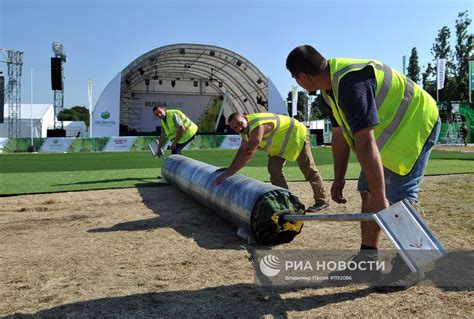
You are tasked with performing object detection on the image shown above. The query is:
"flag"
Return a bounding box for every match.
[291,85,298,117]
[437,59,446,90]
[402,55,406,75]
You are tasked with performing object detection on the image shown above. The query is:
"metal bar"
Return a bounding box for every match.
[283,213,374,222]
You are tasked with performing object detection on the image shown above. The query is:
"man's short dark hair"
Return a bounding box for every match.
[286,45,327,77]
[153,106,166,112]
[227,112,241,124]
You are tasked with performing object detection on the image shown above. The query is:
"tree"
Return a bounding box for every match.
[453,10,473,101]
[426,26,453,101]
[58,106,90,126]
[407,47,421,84]
[294,110,304,122]
[422,63,435,94]
[297,91,308,120]
[431,26,452,67]
[310,93,331,120]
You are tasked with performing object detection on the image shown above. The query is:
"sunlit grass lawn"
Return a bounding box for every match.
[0,148,472,195]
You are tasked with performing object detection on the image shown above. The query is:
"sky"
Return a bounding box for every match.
[1,0,472,109]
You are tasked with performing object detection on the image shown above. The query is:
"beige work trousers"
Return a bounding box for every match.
[267,133,327,205]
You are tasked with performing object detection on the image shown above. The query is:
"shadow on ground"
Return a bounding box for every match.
[88,186,248,250]
[6,284,375,318]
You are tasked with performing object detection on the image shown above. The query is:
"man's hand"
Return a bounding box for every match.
[155,147,164,158]
[215,169,233,185]
[361,191,390,214]
[331,178,347,204]
[171,142,177,151]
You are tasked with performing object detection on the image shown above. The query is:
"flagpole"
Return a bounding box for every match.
[436,70,439,103]
[469,59,472,103]
[88,79,93,138]
[30,68,34,150]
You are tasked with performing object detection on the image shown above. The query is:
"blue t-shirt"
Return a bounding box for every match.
[323,66,379,135]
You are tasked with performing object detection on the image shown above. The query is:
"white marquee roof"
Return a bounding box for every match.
[3,104,52,120]
[120,43,269,114]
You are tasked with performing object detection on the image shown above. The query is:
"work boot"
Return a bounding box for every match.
[374,253,425,293]
[306,202,329,212]
[328,249,383,284]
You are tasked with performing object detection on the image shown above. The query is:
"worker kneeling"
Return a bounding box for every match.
[216,112,328,212]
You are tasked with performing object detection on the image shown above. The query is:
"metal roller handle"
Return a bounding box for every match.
[282,213,375,222]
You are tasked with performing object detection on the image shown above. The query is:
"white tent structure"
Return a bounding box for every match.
[63,121,87,137]
[93,43,287,137]
[0,104,54,138]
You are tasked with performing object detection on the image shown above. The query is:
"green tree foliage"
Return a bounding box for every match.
[310,93,332,120]
[422,63,435,93]
[58,106,90,126]
[407,47,421,84]
[287,90,310,119]
[423,12,473,102]
[431,26,452,68]
[294,110,304,122]
[423,26,453,101]
[297,91,308,118]
[453,11,473,101]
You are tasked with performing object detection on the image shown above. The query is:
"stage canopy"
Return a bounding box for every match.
[93,43,286,137]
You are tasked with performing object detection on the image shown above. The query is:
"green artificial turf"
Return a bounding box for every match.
[0,148,472,195]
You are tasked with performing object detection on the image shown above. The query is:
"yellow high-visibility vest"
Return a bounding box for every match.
[322,58,438,175]
[244,113,307,161]
[161,109,197,143]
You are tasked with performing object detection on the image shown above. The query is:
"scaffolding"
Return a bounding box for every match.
[0,49,23,138]
[444,111,464,145]
[52,42,67,130]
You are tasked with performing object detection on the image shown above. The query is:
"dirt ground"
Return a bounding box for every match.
[433,144,474,153]
[0,174,473,318]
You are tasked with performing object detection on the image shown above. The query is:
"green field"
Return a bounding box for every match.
[0,148,473,196]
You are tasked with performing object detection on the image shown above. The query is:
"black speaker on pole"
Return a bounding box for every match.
[0,72,4,123]
[51,57,63,90]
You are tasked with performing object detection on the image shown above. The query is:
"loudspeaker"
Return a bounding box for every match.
[0,72,4,123]
[51,57,63,90]
[47,129,66,137]
[314,129,324,145]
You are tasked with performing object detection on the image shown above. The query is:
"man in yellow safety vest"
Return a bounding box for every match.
[286,45,440,291]
[153,106,198,155]
[215,112,328,211]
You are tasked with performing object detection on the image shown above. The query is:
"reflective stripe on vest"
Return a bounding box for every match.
[161,109,197,144]
[246,113,306,161]
[325,58,438,175]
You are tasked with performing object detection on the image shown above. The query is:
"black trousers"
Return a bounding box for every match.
[171,135,195,155]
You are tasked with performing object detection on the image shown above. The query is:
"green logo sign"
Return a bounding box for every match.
[101,111,111,119]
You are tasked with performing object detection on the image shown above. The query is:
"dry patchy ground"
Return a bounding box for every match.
[0,174,473,318]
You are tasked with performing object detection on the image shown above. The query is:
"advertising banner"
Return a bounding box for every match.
[437,58,446,90]
[219,135,242,149]
[136,93,214,133]
[0,138,9,152]
[40,138,74,153]
[291,86,298,117]
[470,60,474,91]
[103,137,137,152]
[92,73,121,137]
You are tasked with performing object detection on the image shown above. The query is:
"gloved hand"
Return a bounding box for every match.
[155,147,164,158]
